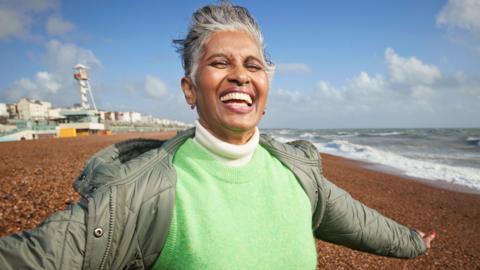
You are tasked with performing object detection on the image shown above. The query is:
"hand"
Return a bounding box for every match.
[417,230,436,249]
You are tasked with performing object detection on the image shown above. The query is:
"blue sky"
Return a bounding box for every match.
[1,0,479,128]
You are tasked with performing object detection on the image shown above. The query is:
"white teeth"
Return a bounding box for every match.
[220,92,253,104]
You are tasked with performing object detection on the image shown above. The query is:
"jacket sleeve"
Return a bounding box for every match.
[314,176,427,258]
[0,202,87,269]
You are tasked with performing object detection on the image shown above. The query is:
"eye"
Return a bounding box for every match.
[245,62,263,72]
[210,60,228,69]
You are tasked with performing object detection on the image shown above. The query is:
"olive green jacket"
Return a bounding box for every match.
[0,128,426,269]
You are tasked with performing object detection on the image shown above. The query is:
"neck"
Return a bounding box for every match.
[193,120,259,166]
[198,119,255,145]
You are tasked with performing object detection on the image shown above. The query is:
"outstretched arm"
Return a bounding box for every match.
[0,203,87,269]
[314,177,433,258]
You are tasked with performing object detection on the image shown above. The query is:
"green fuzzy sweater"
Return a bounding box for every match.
[153,138,317,269]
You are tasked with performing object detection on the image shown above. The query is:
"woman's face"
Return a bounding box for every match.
[182,30,269,144]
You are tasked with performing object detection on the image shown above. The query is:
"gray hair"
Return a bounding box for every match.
[173,1,275,84]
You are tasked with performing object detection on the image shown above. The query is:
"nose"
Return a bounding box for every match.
[227,65,250,86]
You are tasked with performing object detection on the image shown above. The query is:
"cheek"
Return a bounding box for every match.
[254,73,269,96]
[197,68,225,89]
[196,73,220,103]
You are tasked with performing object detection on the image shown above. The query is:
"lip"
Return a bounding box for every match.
[218,87,256,114]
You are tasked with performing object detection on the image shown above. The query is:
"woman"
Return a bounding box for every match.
[0,2,434,269]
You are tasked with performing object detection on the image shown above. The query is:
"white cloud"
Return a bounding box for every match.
[316,80,344,101]
[36,71,61,93]
[385,48,441,85]
[145,75,168,98]
[4,71,61,101]
[44,39,102,73]
[0,0,59,40]
[347,72,386,94]
[275,63,311,74]
[411,85,434,99]
[453,71,480,97]
[273,88,304,103]
[437,0,480,36]
[13,0,59,13]
[46,16,75,36]
[0,8,30,39]
[263,47,480,127]
[2,40,102,106]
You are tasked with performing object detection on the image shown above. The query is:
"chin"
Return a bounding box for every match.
[222,117,259,132]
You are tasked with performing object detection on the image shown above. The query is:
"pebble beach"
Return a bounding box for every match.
[0,132,479,269]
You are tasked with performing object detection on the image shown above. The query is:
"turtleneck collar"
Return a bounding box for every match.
[192,120,259,167]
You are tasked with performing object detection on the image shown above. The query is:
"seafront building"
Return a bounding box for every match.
[16,98,52,120]
[0,64,189,142]
[0,103,8,117]
[0,97,189,142]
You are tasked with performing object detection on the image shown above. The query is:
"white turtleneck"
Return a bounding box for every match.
[192,120,259,167]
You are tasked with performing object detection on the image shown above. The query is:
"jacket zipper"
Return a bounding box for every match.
[99,187,115,269]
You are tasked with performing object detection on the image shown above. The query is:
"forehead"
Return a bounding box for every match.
[202,31,263,59]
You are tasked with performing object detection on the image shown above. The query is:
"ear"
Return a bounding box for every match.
[181,76,196,106]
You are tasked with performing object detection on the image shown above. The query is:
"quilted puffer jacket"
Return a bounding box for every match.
[0,128,426,269]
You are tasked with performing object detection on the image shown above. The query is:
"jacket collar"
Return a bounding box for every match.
[162,127,319,165]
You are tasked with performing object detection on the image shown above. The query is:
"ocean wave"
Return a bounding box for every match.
[466,137,480,147]
[337,131,359,136]
[315,140,480,191]
[321,132,359,139]
[299,132,316,139]
[272,136,292,143]
[365,131,404,137]
[277,129,293,135]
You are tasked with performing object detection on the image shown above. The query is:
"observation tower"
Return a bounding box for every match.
[73,64,97,111]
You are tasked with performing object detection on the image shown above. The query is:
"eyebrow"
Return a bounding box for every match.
[205,53,229,61]
[244,55,263,64]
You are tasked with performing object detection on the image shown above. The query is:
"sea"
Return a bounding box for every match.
[263,128,480,193]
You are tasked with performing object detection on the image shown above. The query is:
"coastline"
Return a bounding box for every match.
[324,152,480,196]
[319,153,480,269]
[0,132,478,269]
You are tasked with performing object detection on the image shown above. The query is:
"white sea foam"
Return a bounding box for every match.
[273,136,292,143]
[321,132,359,139]
[314,140,480,191]
[278,129,292,135]
[300,132,315,139]
[367,131,404,137]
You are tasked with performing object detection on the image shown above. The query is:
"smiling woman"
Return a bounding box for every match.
[0,1,434,269]
[182,30,269,144]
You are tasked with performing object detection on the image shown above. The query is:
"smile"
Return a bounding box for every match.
[219,91,254,107]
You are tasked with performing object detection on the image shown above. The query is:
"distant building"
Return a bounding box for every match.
[47,108,64,120]
[130,112,142,123]
[1,96,190,142]
[6,104,18,119]
[17,98,52,120]
[156,118,172,125]
[115,112,131,123]
[104,112,116,121]
[0,103,7,117]
[57,110,105,136]
[0,103,8,124]
[98,111,106,122]
[141,114,153,123]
